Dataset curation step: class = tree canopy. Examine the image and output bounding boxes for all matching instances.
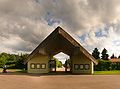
[101,48,109,60]
[52,57,62,68]
[110,54,117,59]
[0,52,28,69]
[92,48,100,59]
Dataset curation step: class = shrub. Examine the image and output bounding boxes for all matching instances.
[94,59,120,71]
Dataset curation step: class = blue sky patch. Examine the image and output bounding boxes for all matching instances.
[45,12,60,26]
[95,26,109,37]
[78,34,87,42]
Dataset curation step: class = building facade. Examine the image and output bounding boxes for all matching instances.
[25,26,97,74]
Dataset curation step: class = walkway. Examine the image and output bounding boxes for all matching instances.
[0,73,120,89]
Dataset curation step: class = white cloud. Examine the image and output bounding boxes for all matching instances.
[54,52,70,64]
[80,23,120,57]
[0,0,119,57]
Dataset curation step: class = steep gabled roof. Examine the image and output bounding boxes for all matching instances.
[25,26,98,64]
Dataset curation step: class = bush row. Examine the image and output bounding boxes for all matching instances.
[94,60,120,71]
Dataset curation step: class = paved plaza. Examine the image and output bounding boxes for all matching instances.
[0,73,120,89]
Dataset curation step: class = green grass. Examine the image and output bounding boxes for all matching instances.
[0,68,27,73]
[94,70,120,75]
[8,69,27,73]
[1,68,120,75]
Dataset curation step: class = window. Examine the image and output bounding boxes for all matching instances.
[41,64,46,69]
[30,63,36,69]
[36,63,41,69]
[30,63,46,69]
[84,64,90,70]
[74,64,79,70]
[79,64,84,70]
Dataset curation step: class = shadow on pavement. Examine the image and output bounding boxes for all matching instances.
[0,71,90,77]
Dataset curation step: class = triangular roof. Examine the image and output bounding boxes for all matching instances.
[25,26,98,64]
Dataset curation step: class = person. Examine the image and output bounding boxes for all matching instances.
[2,65,7,73]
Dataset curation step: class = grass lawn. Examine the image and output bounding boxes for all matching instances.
[8,69,27,73]
[94,70,120,75]
[1,68,120,75]
[0,68,27,73]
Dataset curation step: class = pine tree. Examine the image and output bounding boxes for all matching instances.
[111,54,115,59]
[92,48,100,59]
[118,55,120,58]
[101,48,109,60]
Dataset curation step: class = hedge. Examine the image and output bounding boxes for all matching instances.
[94,59,120,71]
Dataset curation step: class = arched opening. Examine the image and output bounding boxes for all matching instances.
[49,52,71,73]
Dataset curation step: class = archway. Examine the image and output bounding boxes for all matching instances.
[49,52,70,73]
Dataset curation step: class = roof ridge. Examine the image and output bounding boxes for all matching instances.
[25,26,98,65]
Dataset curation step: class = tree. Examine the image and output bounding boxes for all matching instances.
[53,57,62,68]
[101,48,109,60]
[110,54,117,59]
[9,54,16,61]
[15,54,28,69]
[0,53,10,67]
[118,55,120,58]
[58,61,62,68]
[111,54,115,59]
[0,52,29,69]
[92,48,100,59]
[0,55,7,67]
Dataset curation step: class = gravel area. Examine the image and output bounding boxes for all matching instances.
[0,73,120,89]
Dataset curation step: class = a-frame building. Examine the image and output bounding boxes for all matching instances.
[25,26,97,74]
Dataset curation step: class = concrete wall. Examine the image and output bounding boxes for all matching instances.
[28,54,49,73]
[27,53,94,74]
[71,53,94,74]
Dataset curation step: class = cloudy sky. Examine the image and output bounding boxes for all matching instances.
[0,0,120,60]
